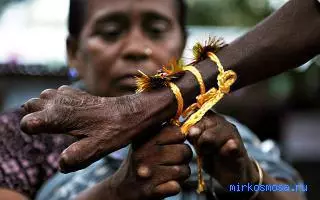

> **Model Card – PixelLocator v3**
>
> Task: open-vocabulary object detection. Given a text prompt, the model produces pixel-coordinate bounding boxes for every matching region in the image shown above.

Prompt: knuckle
[172,165,181,174]
[23,98,43,112]
[40,89,56,99]
[58,85,70,91]
[137,165,152,179]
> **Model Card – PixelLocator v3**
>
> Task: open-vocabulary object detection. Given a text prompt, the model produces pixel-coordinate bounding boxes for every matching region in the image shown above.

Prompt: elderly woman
[1,0,312,199]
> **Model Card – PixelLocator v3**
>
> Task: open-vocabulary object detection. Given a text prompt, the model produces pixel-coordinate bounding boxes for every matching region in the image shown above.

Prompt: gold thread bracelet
[183,65,206,95]
[167,82,184,126]
[249,158,264,200]
[179,52,237,194]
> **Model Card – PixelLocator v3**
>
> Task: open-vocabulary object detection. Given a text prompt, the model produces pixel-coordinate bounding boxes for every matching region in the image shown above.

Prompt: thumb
[58,138,104,173]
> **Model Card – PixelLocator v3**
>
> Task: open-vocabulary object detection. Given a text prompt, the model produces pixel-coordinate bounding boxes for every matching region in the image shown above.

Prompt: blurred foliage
[186,0,273,26]
[0,0,274,27]
[0,0,11,13]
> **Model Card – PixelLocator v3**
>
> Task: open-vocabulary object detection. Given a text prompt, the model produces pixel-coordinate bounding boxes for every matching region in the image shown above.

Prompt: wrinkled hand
[187,111,259,188]
[110,125,192,200]
[20,86,149,173]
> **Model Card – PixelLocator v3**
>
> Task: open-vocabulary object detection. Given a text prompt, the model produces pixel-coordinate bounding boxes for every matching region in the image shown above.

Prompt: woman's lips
[115,76,137,89]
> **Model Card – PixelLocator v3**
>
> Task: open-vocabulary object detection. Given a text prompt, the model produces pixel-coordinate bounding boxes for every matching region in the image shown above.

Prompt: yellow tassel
[192,36,227,64]
[135,70,152,93]
[162,58,185,75]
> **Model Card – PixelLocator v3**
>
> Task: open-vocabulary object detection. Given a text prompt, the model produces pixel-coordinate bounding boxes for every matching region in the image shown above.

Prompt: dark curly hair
[68,0,187,39]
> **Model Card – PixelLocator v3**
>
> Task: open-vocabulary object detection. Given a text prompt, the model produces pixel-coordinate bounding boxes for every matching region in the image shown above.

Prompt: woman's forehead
[86,0,177,20]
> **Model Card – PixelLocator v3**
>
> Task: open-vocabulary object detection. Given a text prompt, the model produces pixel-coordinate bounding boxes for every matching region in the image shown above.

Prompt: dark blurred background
[0,0,319,199]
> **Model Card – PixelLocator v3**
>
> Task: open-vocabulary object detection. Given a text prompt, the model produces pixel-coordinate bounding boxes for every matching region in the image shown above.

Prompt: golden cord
[181,52,237,135]
[183,65,206,95]
[168,82,184,126]
[135,38,238,194]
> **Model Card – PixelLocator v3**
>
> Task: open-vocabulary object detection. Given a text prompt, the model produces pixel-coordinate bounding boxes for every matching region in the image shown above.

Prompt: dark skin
[0,115,303,200]
[74,111,303,200]
[76,126,193,200]
[5,0,316,199]
[20,0,320,172]
[74,112,303,200]
[188,112,303,200]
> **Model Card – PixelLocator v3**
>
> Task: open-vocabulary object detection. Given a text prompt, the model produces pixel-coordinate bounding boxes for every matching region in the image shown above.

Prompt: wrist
[136,88,177,125]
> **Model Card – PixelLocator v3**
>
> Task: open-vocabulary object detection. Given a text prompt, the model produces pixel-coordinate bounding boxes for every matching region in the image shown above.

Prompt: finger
[58,85,87,96]
[197,124,238,156]
[186,126,202,145]
[157,144,193,165]
[154,165,191,184]
[20,110,49,134]
[185,114,213,144]
[220,139,241,158]
[22,98,46,113]
[40,89,57,99]
[58,138,104,173]
[154,125,186,145]
[20,107,68,134]
[58,85,74,91]
[152,181,181,199]
[197,127,222,155]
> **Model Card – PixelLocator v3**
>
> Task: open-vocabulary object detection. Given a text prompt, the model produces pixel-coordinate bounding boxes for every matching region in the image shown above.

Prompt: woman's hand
[187,111,259,188]
[106,125,193,200]
[20,86,156,173]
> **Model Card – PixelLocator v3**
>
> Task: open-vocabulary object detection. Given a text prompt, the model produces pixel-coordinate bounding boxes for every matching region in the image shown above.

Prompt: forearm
[220,0,320,90]
[195,0,320,90]
[136,0,320,127]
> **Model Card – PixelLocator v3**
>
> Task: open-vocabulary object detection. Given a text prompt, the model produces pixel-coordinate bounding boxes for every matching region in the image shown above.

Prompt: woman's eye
[97,23,123,41]
[147,21,169,38]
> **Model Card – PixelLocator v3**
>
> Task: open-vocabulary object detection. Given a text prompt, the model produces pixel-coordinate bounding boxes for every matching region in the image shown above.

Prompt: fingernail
[59,155,69,174]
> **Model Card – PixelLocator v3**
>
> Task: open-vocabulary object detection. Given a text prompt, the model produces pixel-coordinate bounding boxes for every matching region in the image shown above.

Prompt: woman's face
[68,0,185,97]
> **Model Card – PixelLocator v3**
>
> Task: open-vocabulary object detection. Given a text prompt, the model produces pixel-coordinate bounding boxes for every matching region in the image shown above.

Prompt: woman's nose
[122,28,151,62]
